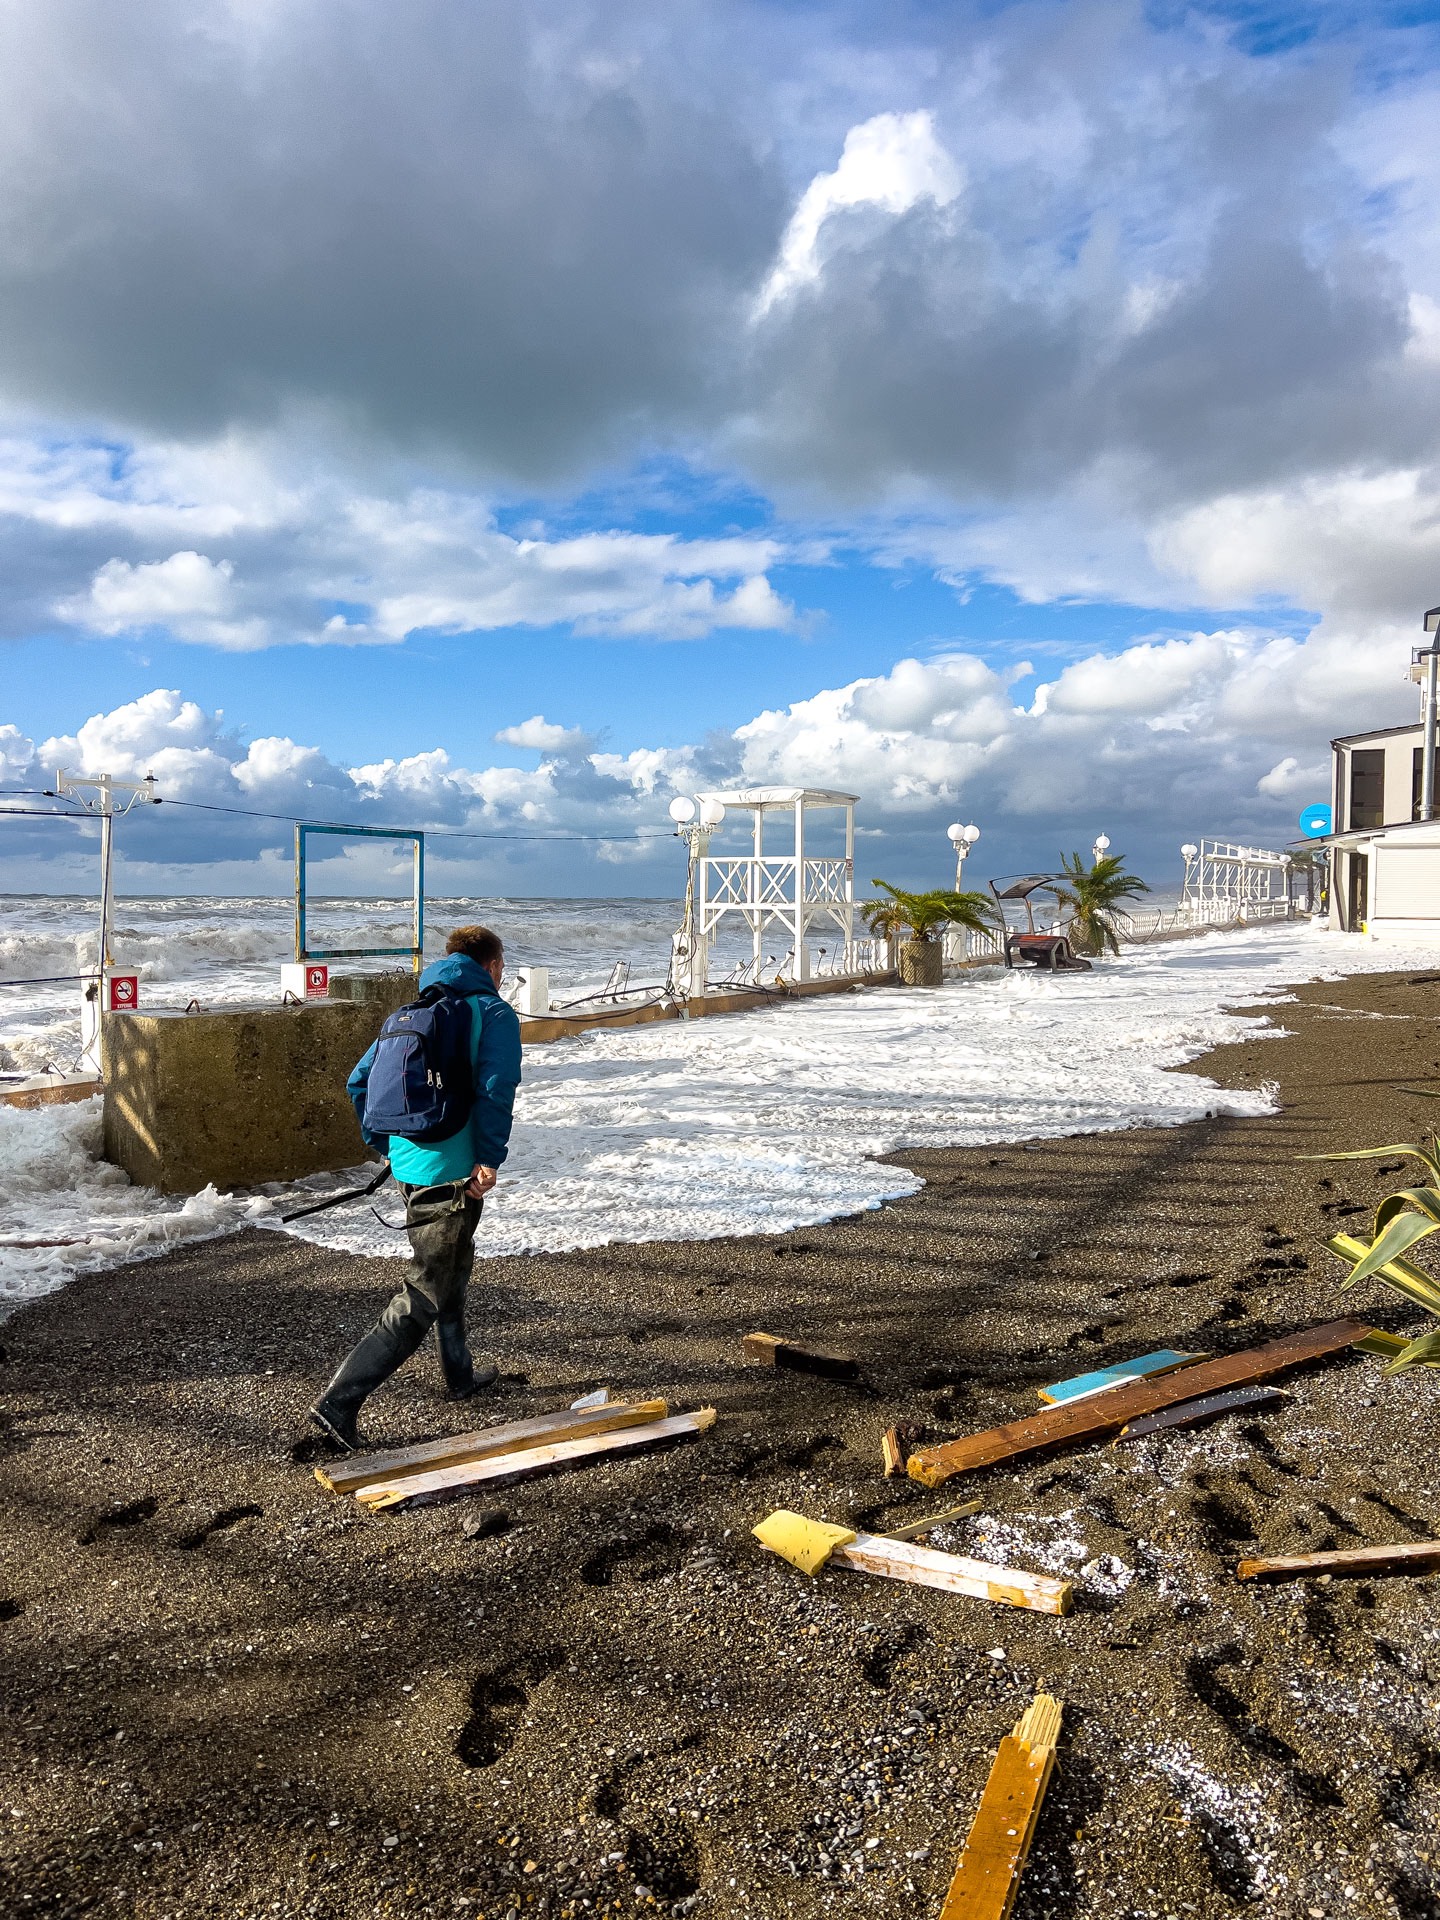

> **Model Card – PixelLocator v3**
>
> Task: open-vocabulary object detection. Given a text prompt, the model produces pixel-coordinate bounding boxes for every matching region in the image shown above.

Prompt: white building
[1328,719,1440,934]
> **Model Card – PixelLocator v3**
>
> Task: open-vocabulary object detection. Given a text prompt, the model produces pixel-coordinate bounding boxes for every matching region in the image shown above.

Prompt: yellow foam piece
[752,1509,857,1575]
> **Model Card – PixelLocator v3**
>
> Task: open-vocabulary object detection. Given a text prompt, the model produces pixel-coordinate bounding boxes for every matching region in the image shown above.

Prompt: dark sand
[3,968,1440,1920]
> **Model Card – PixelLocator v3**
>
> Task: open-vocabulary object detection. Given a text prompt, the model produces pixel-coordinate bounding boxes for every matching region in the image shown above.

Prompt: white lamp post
[669,795,725,997]
[946,821,980,888]
[1092,832,1111,865]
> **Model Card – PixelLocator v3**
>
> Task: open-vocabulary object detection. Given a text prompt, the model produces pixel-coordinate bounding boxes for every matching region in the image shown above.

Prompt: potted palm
[1050,852,1149,957]
[863,882,999,986]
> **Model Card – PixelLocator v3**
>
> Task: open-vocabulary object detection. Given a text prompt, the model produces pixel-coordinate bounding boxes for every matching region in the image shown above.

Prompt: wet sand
[3,968,1440,1919]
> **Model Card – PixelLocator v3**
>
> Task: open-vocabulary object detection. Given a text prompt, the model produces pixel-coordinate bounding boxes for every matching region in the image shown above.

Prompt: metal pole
[793,795,806,981]
[843,800,855,967]
[413,833,425,977]
[1423,648,1439,822]
[294,825,306,962]
[97,779,115,970]
[752,806,764,973]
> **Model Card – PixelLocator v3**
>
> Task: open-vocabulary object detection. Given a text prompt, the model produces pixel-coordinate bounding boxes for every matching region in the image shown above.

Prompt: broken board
[742,1331,859,1382]
[884,1499,984,1541]
[316,1398,669,1496]
[882,1422,921,1477]
[830,1533,1071,1615]
[1116,1385,1288,1444]
[938,1694,1063,1920]
[1237,1538,1440,1583]
[907,1318,1371,1487]
[1037,1348,1206,1405]
[353,1410,716,1510]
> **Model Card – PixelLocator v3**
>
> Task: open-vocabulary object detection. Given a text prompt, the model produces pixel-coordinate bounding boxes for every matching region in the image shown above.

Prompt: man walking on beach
[308,924,522,1452]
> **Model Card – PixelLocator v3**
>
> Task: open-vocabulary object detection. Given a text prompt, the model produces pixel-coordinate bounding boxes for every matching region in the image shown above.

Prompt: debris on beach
[882,1499,983,1541]
[1115,1383,1289,1443]
[1037,1346,1208,1405]
[936,1692,1063,1919]
[316,1398,716,1510]
[907,1317,1374,1484]
[1237,1538,1440,1582]
[881,1419,921,1475]
[742,1329,860,1381]
[752,1508,1072,1613]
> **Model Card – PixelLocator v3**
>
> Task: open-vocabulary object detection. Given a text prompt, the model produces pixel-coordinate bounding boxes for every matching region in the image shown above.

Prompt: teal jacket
[347,955,522,1185]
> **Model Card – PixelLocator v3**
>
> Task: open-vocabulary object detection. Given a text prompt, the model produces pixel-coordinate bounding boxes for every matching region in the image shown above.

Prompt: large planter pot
[899,939,943,987]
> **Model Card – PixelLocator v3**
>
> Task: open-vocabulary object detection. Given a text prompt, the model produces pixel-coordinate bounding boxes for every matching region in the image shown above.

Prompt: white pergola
[691,786,857,985]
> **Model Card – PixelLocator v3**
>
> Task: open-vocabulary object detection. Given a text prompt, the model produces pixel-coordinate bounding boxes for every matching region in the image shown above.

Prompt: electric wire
[153,796,675,844]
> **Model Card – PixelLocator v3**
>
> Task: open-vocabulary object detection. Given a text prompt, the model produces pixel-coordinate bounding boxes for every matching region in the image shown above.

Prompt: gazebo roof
[696,787,858,811]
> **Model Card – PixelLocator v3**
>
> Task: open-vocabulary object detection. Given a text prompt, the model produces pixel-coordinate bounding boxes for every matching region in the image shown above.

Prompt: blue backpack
[361,984,474,1144]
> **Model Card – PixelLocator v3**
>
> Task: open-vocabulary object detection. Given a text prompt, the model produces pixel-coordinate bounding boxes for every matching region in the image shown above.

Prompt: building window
[1349,748,1385,830]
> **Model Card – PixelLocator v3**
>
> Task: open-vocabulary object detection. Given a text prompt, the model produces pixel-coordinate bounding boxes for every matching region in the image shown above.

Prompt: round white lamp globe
[962,823,981,845]
[698,798,726,827]
[1181,842,1198,860]
[946,822,965,844]
[668,797,696,824]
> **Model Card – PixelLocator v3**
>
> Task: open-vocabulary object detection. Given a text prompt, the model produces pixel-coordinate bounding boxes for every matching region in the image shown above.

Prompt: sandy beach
[3,966,1440,1920]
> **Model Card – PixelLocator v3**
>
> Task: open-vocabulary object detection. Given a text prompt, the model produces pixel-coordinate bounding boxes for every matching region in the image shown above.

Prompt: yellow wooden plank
[937,1696,1062,1920]
[938,1739,1052,1920]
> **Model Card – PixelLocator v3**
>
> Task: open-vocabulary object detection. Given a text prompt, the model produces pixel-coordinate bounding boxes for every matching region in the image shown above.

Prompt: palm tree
[864,882,999,984]
[1050,852,1149,956]
[863,881,999,942]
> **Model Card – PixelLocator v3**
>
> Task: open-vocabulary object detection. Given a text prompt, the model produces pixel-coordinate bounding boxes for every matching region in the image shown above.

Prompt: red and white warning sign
[279,962,330,1000]
[106,972,139,1012]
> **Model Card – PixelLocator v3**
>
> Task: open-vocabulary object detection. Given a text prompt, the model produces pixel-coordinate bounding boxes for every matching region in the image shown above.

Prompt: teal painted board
[1038,1349,1207,1406]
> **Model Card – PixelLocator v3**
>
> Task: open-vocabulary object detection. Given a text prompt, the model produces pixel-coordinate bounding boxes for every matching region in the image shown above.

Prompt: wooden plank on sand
[742,1331,859,1381]
[830,1533,1071,1615]
[938,1694,1063,1920]
[1116,1384,1288,1444]
[316,1399,669,1495]
[907,1318,1370,1488]
[1037,1348,1207,1405]
[357,1409,717,1510]
[884,1499,984,1541]
[1237,1538,1440,1583]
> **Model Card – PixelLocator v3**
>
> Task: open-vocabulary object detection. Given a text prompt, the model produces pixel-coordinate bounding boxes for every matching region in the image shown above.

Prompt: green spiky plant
[862,882,999,943]
[1050,852,1150,956]
[1304,1127,1440,1373]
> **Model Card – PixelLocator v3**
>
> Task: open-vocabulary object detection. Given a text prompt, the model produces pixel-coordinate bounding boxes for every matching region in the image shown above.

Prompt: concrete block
[102,1000,389,1194]
[327,970,415,1014]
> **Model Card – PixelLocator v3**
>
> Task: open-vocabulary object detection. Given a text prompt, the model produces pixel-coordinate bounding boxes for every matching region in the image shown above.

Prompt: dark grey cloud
[0,0,1436,609]
[0,0,780,481]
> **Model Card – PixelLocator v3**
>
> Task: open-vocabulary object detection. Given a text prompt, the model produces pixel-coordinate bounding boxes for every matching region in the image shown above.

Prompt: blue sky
[2,0,1439,897]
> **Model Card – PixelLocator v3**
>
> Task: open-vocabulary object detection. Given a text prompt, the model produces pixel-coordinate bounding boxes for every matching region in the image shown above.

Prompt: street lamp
[668,795,726,998]
[1092,832,1111,865]
[946,821,980,887]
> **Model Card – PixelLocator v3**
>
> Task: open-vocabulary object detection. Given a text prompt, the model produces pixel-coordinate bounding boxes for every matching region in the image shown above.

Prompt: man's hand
[465,1164,498,1199]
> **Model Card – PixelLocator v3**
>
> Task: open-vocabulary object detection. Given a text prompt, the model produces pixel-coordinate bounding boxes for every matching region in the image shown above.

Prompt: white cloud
[1257,755,1329,799]
[495,716,595,756]
[12,441,802,649]
[755,110,963,316]
[0,723,36,783]
[0,603,1411,891]
[57,550,269,649]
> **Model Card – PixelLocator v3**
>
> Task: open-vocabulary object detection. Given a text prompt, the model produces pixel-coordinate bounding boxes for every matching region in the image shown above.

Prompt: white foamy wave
[3,918,1439,1315]
[0,1098,244,1308]
[276,921,1440,1264]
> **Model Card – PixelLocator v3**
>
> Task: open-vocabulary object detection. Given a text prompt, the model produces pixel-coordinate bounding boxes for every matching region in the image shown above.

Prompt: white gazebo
[671,786,857,992]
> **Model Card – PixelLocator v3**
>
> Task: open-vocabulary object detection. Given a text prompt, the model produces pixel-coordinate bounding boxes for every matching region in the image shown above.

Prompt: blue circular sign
[1298,804,1332,838]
